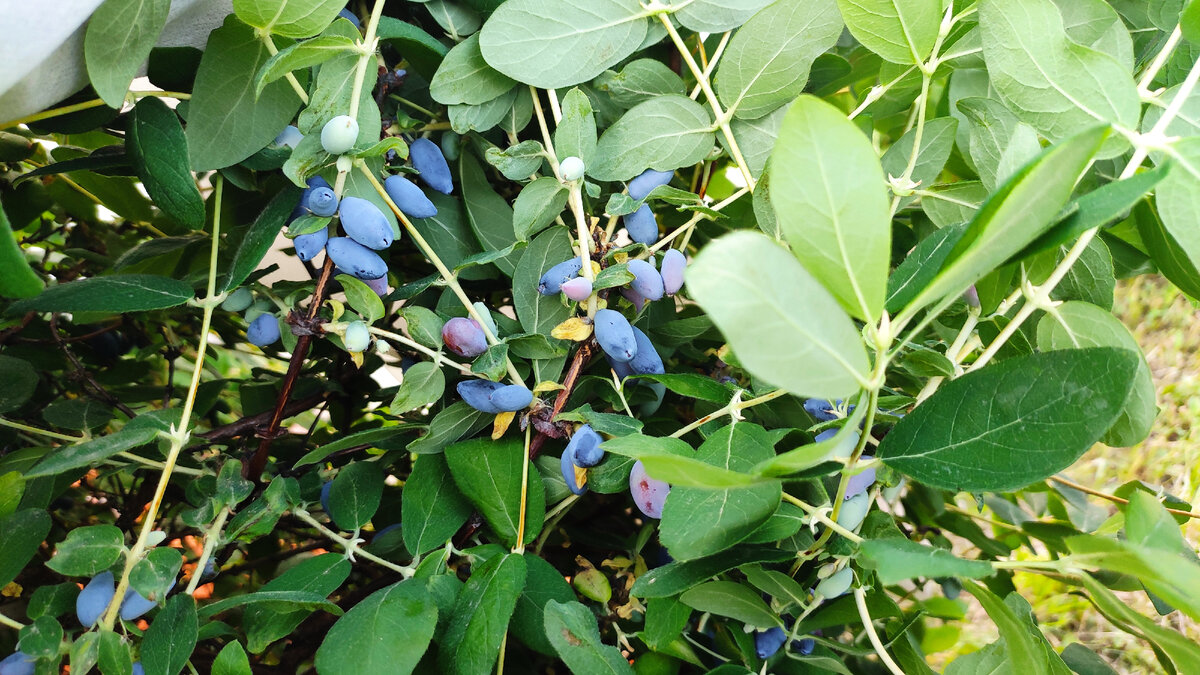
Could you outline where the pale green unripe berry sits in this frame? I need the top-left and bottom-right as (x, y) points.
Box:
(221, 287), (253, 312)
(321, 115), (359, 155)
(814, 565), (853, 599)
(344, 321), (370, 352)
(560, 156), (585, 181)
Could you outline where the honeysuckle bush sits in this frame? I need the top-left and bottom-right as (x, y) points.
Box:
(1, 0), (1199, 673)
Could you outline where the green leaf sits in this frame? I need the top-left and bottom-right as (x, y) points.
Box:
(294, 21), (379, 158)
(377, 16), (448, 80)
(408, 402), (492, 455)
(97, 629), (133, 675)
(410, 194), (485, 281)
(294, 426), (415, 468)
(471, 343), (510, 381)
(679, 581), (782, 629)
(591, 96), (715, 181)
(0, 203), (43, 299)
(127, 97), (205, 231)
(224, 185), (303, 292)
(835, 0), (940, 64)
(668, 0), (772, 31)
(881, 116), (959, 201)
(439, 553), (527, 675)
(337, 274), (385, 323)
(506, 333), (568, 360)
(19, 616), (63, 659)
(430, 33), (517, 105)
(244, 554), (351, 653)
(742, 565), (808, 611)
(594, 59), (685, 108)
(1018, 162), (1170, 262)
(513, 228), (574, 380)
(485, 140), (546, 180)
(84, 0), (171, 107)
(1061, 644), (1118, 675)
(41, 400), (112, 432)
(753, 398), (869, 477)
(211, 641), (252, 675)
(460, 152), (519, 276)
(0, 473), (23, 520)
(980, 0), (1139, 156)
(0, 509), (51, 590)
(688, 231), (869, 398)
(1078, 572), (1200, 673)
(390, 362), (446, 415)
(878, 348), (1139, 492)
(631, 545), (794, 598)
(1068, 534), (1200, 621)
(186, 16), (304, 171)
(25, 415), (165, 478)
(140, 595), (198, 675)
(444, 437), (545, 547)
(885, 223), (968, 315)
(46, 525), (125, 576)
(1124, 491), (1196, 562)
(627, 373), (734, 404)
(902, 125), (1109, 316)
(1036, 302), (1156, 447)
(860, 538), (995, 585)
(1154, 139), (1200, 277)
(0, 356), (37, 413)
(557, 405), (644, 437)
(449, 88), (519, 134)
(254, 35), (357, 97)
(197, 590), (343, 618)
(328, 461), (384, 530)
(130, 547), (182, 602)
(554, 88), (598, 164)
(601, 433), (769, 489)
(716, 0), (842, 119)
(511, 555), (574, 656)
(314, 581), (438, 675)
(658, 424), (781, 559)
(9, 274), (192, 314)
(769, 95), (889, 321)
(956, 98), (1041, 192)
(232, 0), (345, 38)
(402, 453), (473, 555)
(725, 106), (787, 179)
(478, 0), (648, 89)
(961, 582), (1054, 675)
(1137, 199), (1200, 300)
(543, 601), (635, 674)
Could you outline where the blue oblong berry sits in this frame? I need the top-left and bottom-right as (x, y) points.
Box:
(274, 125), (303, 149)
(804, 399), (838, 422)
(119, 581), (174, 621)
(489, 384), (533, 412)
(755, 626), (786, 659)
(320, 480), (333, 513)
(845, 465), (876, 500)
(384, 175), (437, 218)
(628, 327), (664, 376)
(247, 314), (281, 347)
(538, 258), (583, 295)
(306, 187), (338, 217)
(566, 424), (604, 468)
(624, 204), (658, 245)
(410, 138), (453, 194)
(561, 447), (587, 495)
(339, 197), (393, 250)
(326, 237), (388, 279)
(337, 7), (360, 27)
(76, 571), (115, 627)
(0, 652), (36, 675)
(628, 168), (673, 200)
(594, 309), (637, 362)
(294, 226), (329, 262)
(796, 637), (815, 656)
(132, 663), (145, 675)
(661, 248), (685, 295)
(626, 259), (664, 301)
(458, 380), (504, 413)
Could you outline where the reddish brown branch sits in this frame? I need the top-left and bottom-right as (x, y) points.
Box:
(245, 257), (337, 482)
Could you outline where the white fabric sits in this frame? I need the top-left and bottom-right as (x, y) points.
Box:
(0, 0), (234, 123)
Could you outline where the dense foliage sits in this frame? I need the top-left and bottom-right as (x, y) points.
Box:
(0, 0), (1198, 673)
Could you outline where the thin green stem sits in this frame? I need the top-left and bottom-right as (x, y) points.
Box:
(514, 425), (532, 554)
(643, 187), (750, 257)
(0, 417), (82, 442)
(530, 87), (560, 175)
(100, 176), (226, 630)
(781, 493), (864, 543)
(536, 493), (580, 554)
(689, 31), (732, 100)
(854, 588), (905, 675)
(292, 508), (415, 577)
(0, 611), (24, 631)
(670, 388), (786, 439)
(567, 181), (598, 318)
(658, 15), (756, 191)
(114, 452), (205, 477)
(261, 34), (310, 105)
(367, 326), (474, 375)
(185, 507), (229, 595)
